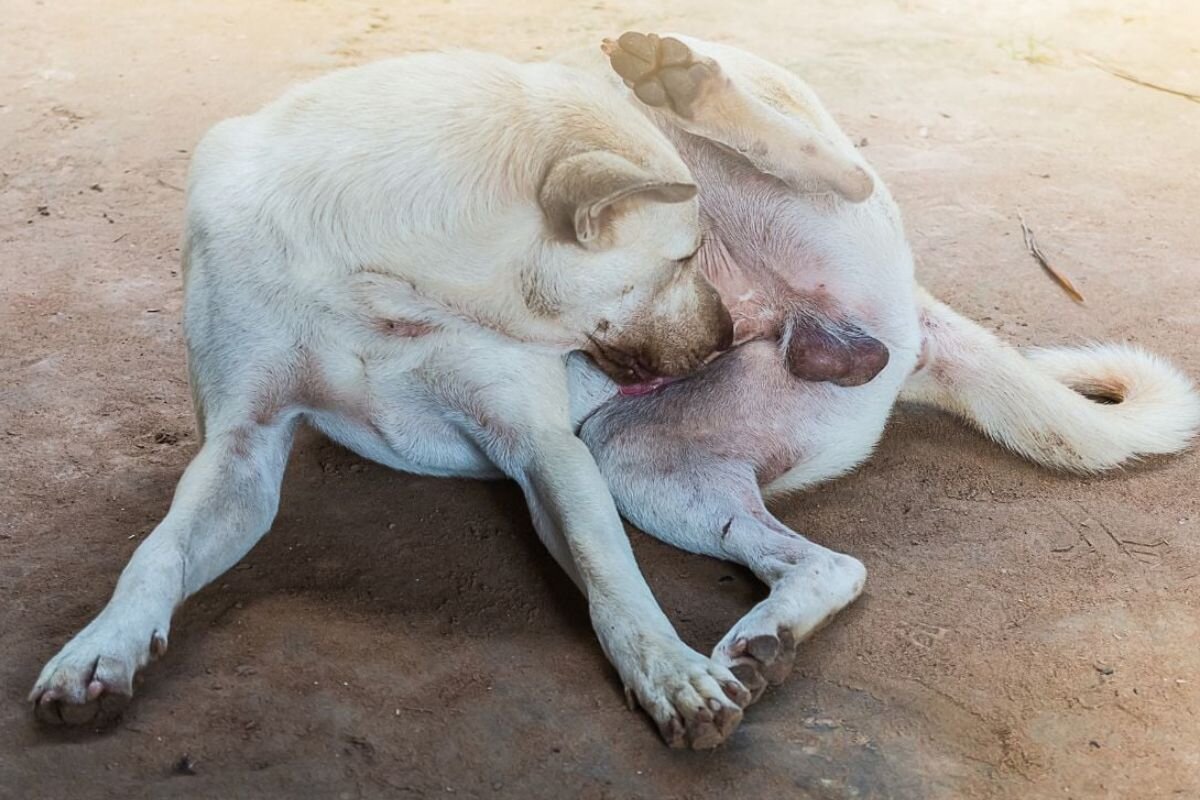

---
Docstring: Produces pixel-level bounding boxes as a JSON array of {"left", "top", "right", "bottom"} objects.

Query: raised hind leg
[{"left": 603, "top": 31, "right": 874, "bottom": 202}]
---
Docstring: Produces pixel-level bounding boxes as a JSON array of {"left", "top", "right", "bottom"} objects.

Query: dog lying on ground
[{"left": 31, "top": 32, "right": 1200, "bottom": 751}]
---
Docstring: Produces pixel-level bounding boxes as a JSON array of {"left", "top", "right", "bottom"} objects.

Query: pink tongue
[{"left": 618, "top": 375, "right": 680, "bottom": 397}]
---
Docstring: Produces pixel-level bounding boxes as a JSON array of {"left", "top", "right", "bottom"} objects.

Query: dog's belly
[
  {"left": 644, "top": 133, "right": 920, "bottom": 492},
  {"left": 305, "top": 405, "right": 501, "bottom": 480},
  {"left": 297, "top": 340, "right": 503, "bottom": 480},
  {"left": 586, "top": 331, "right": 915, "bottom": 489}
]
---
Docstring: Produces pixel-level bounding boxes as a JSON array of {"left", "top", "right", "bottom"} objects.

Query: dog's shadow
[{"left": 174, "top": 426, "right": 766, "bottom": 652}]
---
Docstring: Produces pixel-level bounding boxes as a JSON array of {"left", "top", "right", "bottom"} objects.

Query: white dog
[{"left": 32, "top": 33, "right": 1200, "bottom": 752}]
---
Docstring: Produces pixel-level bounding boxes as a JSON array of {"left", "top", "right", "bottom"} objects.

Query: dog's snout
[{"left": 588, "top": 269, "right": 736, "bottom": 385}]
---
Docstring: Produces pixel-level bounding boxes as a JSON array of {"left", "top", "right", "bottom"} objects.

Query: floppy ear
[{"left": 539, "top": 151, "right": 696, "bottom": 246}]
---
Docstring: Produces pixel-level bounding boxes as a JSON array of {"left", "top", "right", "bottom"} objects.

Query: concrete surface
[{"left": 2, "top": 1, "right": 1198, "bottom": 797}]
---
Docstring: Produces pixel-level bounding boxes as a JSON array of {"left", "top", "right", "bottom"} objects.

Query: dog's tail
[{"left": 899, "top": 287, "right": 1200, "bottom": 473}]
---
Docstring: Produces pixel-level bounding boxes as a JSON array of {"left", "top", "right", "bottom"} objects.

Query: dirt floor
[{"left": 3, "top": 1, "right": 1199, "bottom": 798}]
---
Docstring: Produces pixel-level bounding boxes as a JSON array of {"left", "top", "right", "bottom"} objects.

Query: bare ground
[{"left": 2, "top": 1, "right": 1199, "bottom": 798}]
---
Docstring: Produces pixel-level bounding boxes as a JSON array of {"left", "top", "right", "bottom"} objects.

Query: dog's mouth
[
  {"left": 617, "top": 375, "right": 681, "bottom": 396},
  {"left": 585, "top": 335, "right": 681, "bottom": 395}
]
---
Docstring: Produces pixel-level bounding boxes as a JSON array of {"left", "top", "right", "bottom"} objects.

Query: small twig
[
  {"left": 1080, "top": 53, "right": 1200, "bottom": 104},
  {"left": 1094, "top": 516, "right": 1127, "bottom": 556},
  {"left": 1018, "top": 213, "right": 1085, "bottom": 304},
  {"left": 155, "top": 177, "right": 185, "bottom": 192},
  {"left": 1120, "top": 537, "right": 1168, "bottom": 549}
]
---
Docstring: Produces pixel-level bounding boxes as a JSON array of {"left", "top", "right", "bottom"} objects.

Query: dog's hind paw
[
  {"left": 712, "top": 552, "right": 866, "bottom": 703},
  {"left": 602, "top": 32, "right": 722, "bottom": 119}
]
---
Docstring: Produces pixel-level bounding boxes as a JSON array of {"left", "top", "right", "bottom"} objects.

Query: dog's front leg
[
  {"left": 514, "top": 431, "right": 750, "bottom": 748},
  {"left": 449, "top": 356, "right": 749, "bottom": 748},
  {"left": 29, "top": 418, "right": 297, "bottom": 725}
]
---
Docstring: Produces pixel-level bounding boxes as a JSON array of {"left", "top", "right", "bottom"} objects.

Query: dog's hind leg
[
  {"left": 603, "top": 32, "right": 874, "bottom": 202},
  {"left": 709, "top": 509, "right": 865, "bottom": 700},
  {"left": 582, "top": 420, "right": 865, "bottom": 703}
]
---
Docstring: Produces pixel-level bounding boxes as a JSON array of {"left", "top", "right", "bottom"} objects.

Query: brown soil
[{"left": 3, "top": 1, "right": 1198, "bottom": 798}]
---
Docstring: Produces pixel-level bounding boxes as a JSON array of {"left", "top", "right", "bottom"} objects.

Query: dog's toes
[
  {"left": 616, "top": 31, "right": 658, "bottom": 64},
  {"left": 657, "top": 713, "right": 687, "bottom": 749},
  {"left": 611, "top": 49, "right": 656, "bottom": 85},
  {"left": 715, "top": 627, "right": 799, "bottom": 697},
  {"left": 709, "top": 697, "right": 742, "bottom": 739},
  {"left": 684, "top": 701, "right": 721, "bottom": 749},
  {"left": 623, "top": 637, "right": 748, "bottom": 749},
  {"left": 740, "top": 628, "right": 797, "bottom": 686},
  {"left": 762, "top": 629, "right": 798, "bottom": 686},
  {"left": 633, "top": 80, "right": 669, "bottom": 108},
  {"left": 30, "top": 624, "right": 167, "bottom": 728},
  {"left": 657, "top": 66, "right": 702, "bottom": 110},
  {"left": 720, "top": 676, "right": 752, "bottom": 708},
  {"left": 658, "top": 35, "right": 691, "bottom": 67},
  {"left": 604, "top": 31, "right": 721, "bottom": 118},
  {"left": 33, "top": 684, "right": 130, "bottom": 728},
  {"left": 728, "top": 660, "right": 768, "bottom": 705},
  {"left": 746, "top": 634, "right": 779, "bottom": 664}
]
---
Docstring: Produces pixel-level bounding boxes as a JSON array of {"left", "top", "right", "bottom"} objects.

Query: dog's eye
[{"left": 678, "top": 236, "right": 704, "bottom": 265}]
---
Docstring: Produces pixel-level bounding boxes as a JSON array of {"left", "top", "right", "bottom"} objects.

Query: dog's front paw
[
  {"left": 617, "top": 634, "right": 751, "bottom": 749},
  {"left": 29, "top": 616, "right": 168, "bottom": 726}
]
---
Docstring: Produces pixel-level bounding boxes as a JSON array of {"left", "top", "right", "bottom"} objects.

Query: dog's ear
[{"left": 539, "top": 151, "right": 696, "bottom": 247}]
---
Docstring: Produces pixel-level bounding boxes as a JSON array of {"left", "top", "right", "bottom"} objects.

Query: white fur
[
  {"left": 565, "top": 32, "right": 1200, "bottom": 714},
  {"left": 902, "top": 289, "right": 1200, "bottom": 472},
  {"left": 31, "top": 36, "right": 1200, "bottom": 751}
]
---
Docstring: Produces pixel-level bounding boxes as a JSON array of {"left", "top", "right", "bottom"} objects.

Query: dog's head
[{"left": 532, "top": 150, "right": 732, "bottom": 386}]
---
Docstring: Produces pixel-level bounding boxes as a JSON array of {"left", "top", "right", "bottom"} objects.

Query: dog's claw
[
  {"left": 729, "top": 661, "right": 768, "bottom": 704},
  {"left": 658, "top": 714, "right": 686, "bottom": 749}
]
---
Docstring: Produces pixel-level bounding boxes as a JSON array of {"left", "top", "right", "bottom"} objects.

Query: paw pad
[{"left": 604, "top": 32, "right": 717, "bottom": 117}]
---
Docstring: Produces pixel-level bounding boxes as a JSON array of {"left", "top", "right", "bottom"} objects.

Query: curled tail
[{"left": 900, "top": 288, "right": 1200, "bottom": 473}]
